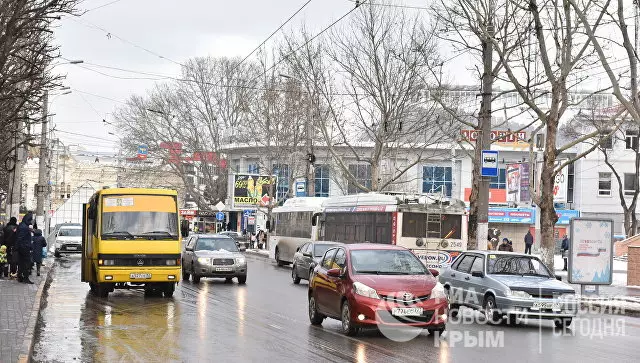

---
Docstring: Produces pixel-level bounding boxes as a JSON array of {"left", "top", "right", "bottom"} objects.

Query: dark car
[
  {"left": 439, "top": 251, "right": 577, "bottom": 327},
  {"left": 182, "top": 234, "right": 247, "bottom": 284},
  {"left": 291, "top": 241, "right": 341, "bottom": 284},
  {"left": 218, "top": 231, "right": 249, "bottom": 251},
  {"left": 308, "top": 244, "right": 448, "bottom": 336}
]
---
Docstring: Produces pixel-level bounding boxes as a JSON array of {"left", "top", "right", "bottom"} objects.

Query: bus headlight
[
  {"left": 99, "top": 259, "right": 115, "bottom": 266},
  {"left": 166, "top": 259, "right": 177, "bottom": 266}
]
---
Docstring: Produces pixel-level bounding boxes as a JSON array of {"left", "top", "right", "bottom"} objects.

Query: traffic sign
[
  {"left": 295, "top": 180, "right": 306, "bottom": 197},
  {"left": 215, "top": 201, "right": 225, "bottom": 211},
  {"left": 216, "top": 212, "right": 225, "bottom": 221},
  {"left": 481, "top": 150, "right": 499, "bottom": 177}
]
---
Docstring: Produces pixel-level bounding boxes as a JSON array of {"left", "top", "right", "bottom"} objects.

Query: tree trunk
[
  {"left": 467, "top": 150, "right": 482, "bottom": 250},
  {"left": 539, "top": 121, "right": 559, "bottom": 270},
  {"left": 623, "top": 209, "right": 632, "bottom": 238},
  {"left": 371, "top": 161, "right": 380, "bottom": 191}
]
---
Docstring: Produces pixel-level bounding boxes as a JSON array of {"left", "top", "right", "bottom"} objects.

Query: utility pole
[
  {"left": 7, "top": 118, "right": 25, "bottom": 219},
  {"left": 475, "top": 1, "right": 495, "bottom": 251},
  {"left": 35, "top": 90, "right": 49, "bottom": 229},
  {"left": 306, "top": 92, "right": 316, "bottom": 197}
]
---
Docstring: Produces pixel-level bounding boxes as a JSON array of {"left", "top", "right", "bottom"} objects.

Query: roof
[{"left": 97, "top": 188, "right": 178, "bottom": 196}]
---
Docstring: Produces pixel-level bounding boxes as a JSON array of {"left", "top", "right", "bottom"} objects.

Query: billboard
[
  {"left": 506, "top": 163, "right": 531, "bottom": 203},
  {"left": 568, "top": 218, "right": 613, "bottom": 285},
  {"left": 553, "top": 160, "right": 568, "bottom": 202},
  {"left": 232, "top": 174, "right": 277, "bottom": 209}
]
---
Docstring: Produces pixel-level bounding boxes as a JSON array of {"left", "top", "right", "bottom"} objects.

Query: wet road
[{"left": 33, "top": 255, "right": 640, "bottom": 363}]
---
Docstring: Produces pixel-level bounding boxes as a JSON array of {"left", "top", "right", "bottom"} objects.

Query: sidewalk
[
  {"left": 245, "top": 249, "right": 269, "bottom": 258},
  {"left": 0, "top": 264, "right": 52, "bottom": 363}
]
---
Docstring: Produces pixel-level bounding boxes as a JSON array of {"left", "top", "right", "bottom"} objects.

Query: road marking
[{"left": 268, "top": 324, "right": 283, "bottom": 330}]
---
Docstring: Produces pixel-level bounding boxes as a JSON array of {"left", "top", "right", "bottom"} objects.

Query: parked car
[
  {"left": 291, "top": 241, "right": 341, "bottom": 284},
  {"left": 48, "top": 223, "right": 81, "bottom": 247},
  {"left": 182, "top": 234, "right": 247, "bottom": 284},
  {"left": 218, "top": 231, "right": 249, "bottom": 251},
  {"left": 439, "top": 251, "right": 577, "bottom": 328},
  {"left": 54, "top": 225, "right": 83, "bottom": 258},
  {"left": 308, "top": 244, "right": 448, "bottom": 336}
]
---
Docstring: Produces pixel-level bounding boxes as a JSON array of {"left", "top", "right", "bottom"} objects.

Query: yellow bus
[{"left": 81, "top": 188, "right": 182, "bottom": 298}]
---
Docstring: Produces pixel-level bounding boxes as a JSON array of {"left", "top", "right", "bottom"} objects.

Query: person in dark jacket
[
  {"left": 2, "top": 217, "right": 18, "bottom": 277},
  {"left": 561, "top": 235, "right": 570, "bottom": 271},
  {"left": 524, "top": 230, "right": 534, "bottom": 254},
  {"left": 31, "top": 229, "right": 47, "bottom": 276},
  {"left": 16, "top": 213, "right": 34, "bottom": 284},
  {"left": 498, "top": 238, "right": 514, "bottom": 252}
]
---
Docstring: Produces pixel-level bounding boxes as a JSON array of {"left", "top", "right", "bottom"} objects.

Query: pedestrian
[
  {"left": 524, "top": 230, "right": 534, "bottom": 255},
  {"left": 498, "top": 238, "right": 514, "bottom": 252},
  {"left": 16, "top": 212, "right": 35, "bottom": 284},
  {"left": 0, "top": 245, "right": 7, "bottom": 279},
  {"left": 561, "top": 235, "right": 570, "bottom": 271},
  {"left": 2, "top": 217, "right": 18, "bottom": 277},
  {"left": 31, "top": 229, "right": 47, "bottom": 276}
]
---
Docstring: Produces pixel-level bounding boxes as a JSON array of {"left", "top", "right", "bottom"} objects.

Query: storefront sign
[
  {"left": 413, "top": 250, "right": 462, "bottom": 270},
  {"left": 487, "top": 207, "right": 535, "bottom": 224},
  {"left": 464, "top": 188, "right": 506, "bottom": 203},
  {"left": 569, "top": 218, "right": 613, "bottom": 285},
  {"left": 556, "top": 209, "right": 579, "bottom": 225},
  {"left": 232, "top": 174, "right": 277, "bottom": 208},
  {"left": 179, "top": 209, "right": 197, "bottom": 216},
  {"left": 461, "top": 130, "right": 527, "bottom": 143}
]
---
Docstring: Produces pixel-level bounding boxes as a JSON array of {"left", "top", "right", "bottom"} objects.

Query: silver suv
[{"left": 182, "top": 234, "right": 247, "bottom": 284}]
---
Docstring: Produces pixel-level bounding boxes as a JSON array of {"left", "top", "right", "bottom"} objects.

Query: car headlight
[
  {"left": 508, "top": 290, "right": 532, "bottom": 299},
  {"left": 166, "top": 259, "right": 177, "bottom": 266},
  {"left": 353, "top": 282, "right": 380, "bottom": 299},
  {"left": 235, "top": 257, "right": 246, "bottom": 265},
  {"left": 430, "top": 282, "right": 447, "bottom": 300},
  {"left": 197, "top": 257, "right": 211, "bottom": 264}
]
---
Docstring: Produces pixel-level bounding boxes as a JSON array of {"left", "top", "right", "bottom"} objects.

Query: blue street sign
[
  {"left": 137, "top": 145, "right": 148, "bottom": 155},
  {"left": 216, "top": 212, "right": 225, "bottom": 221},
  {"left": 243, "top": 210, "right": 253, "bottom": 217},
  {"left": 295, "top": 180, "right": 306, "bottom": 197},
  {"left": 481, "top": 150, "right": 499, "bottom": 177}
]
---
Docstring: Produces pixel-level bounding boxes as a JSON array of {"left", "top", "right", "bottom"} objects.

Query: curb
[
  {"left": 580, "top": 300, "right": 640, "bottom": 318},
  {"left": 245, "top": 250, "right": 269, "bottom": 259},
  {"left": 16, "top": 264, "right": 54, "bottom": 363}
]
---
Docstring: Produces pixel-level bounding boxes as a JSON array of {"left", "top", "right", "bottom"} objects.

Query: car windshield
[
  {"left": 58, "top": 228, "right": 82, "bottom": 237},
  {"left": 350, "top": 249, "right": 428, "bottom": 275},
  {"left": 195, "top": 238, "right": 239, "bottom": 252},
  {"left": 487, "top": 255, "right": 552, "bottom": 277},
  {"left": 101, "top": 211, "right": 178, "bottom": 240},
  {"left": 313, "top": 244, "right": 333, "bottom": 257}
]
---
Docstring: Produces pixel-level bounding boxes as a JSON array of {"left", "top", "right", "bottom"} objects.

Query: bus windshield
[{"left": 101, "top": 211, "right": 179, "bottom": 240}]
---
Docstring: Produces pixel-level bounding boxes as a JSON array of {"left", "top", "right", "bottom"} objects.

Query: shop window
[{"left": 598, "top": 172, "right": 612, "bottom": 196}]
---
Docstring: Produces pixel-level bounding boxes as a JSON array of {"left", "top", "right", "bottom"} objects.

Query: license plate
[
  {"left": 391, "top": 307, "right": 423, "bottom": 316},
  {"left": 532, "top": 302, "right": 561, "bottom": 310},
  {"left": 130, "top": 273, "right": 152, "bottom": 279},
  {"left": 216, "top": 267, "right": 233, "bottom": 272},
  {"left": 66, "top": 246, "right": 77, "bottom": 250}
]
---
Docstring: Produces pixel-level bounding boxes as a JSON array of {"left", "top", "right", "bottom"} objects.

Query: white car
[{"left": 54, "top": 225, "right": 82, "bottom": 258}]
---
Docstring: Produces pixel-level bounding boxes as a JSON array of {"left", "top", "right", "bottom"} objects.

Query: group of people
[
  {"left": 250, "top": 229, "right": 267, "bottom": 249},
  {"left": 487, "top": 230, "right": 535, "bottom": 253},
  {"left": 0, "top": 212, "right": 47, "bottom": 284}
]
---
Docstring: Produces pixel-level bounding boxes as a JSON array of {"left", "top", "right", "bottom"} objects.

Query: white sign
[
  {"left": 568, "top": 218, "right": 613, "bottom": 285},
  {"left": 412, "top": 250, "right": 462, "bottom": 271},
  {"left": 104, "top": 197, "right": 134, "bottom": 207},
  {"left": 553, "top": 160, "right": 568, "bottom": 203},
  {"left": 215, "top": 201, "right": 225, "bottom": 212}
]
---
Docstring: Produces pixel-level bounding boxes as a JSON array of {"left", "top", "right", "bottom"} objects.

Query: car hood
[
  {"left": 352, "top": 274, "right": 437, "bottom": 295},
  {"left": 490, "top": 275, "right": 575, "bottom": 293},
  {"left": 194, "top": 250, "right": 242, "bottom": 259},
  {"left": 56, "top": 237, "right": 81, "bottom": 243}
]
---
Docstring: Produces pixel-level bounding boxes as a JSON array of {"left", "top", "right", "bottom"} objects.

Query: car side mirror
[
  {"left": 429, "top": 268, "right": 440, "bottom": 277},
  {"left": 303, "top": 252, "right": 312, "bottom": 258},
  {"left": 471, "top": 271, "right": 485, "bottom": 278},
  {"left": 327, "top": 268, "right": 342, "bottom": 277},
  {"left": 555, "top": 275, "right": 562, "bottom": 281}
]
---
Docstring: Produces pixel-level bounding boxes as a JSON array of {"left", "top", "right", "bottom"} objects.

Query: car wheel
[
  {"left": 340, "top": 301, "right": 359, "bottom": 336},
  {"left": 225, "top": 277, "right": 233, "bottom": 283},
  {"left": 554, "top": 318, "right": 572, "bottom": 328},
  {"left": 428, "top": 327, "right": 445, "bottom": 336},
  {"left": 445, "top": 287, "right": 460, "bottom": 317},
  {"left": 483, "top": 295, "right": 502, "bottom": 324},
  {"left": 292, "top": 264, "right": 301, "bottom": 284},
  {"left": 237, "top": 276, "right": 247, "bottom": 284},
  {"left": 275, "top": 248, "right": 285, "bottom": 267},
  {"left": 192, "top": 273, "right": 201, "bottom": 284},
  {"left": 308, "top": 295, "right": 325, "bottom": 325}
]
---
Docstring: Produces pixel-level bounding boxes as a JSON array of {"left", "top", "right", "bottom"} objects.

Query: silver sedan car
[
  {"left": 439, "top": 251, "right": 577, "bottom": 328},
  {"left": 182, "top": 234, "right": 247, "bottom": 284}
]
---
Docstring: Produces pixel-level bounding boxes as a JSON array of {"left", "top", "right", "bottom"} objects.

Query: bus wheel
[
  {"left": 163, "top": 283, "right": 175, "bottom": 298},
  {"left": 275, "top": 248, "right": 284, "bottom": 267},
  {"left": 97, "top": 284, "right": 110, "bottom": 298}
]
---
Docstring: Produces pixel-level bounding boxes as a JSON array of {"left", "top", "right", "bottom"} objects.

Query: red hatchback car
[{"left": 308, "top": 244, "right": 448, "bottom": 336}]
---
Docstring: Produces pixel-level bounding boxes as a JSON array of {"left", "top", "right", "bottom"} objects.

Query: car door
[
  {"left": 326, "top": 248, "right": 348, "bottom": 316},
  {"left": 185, "top": 237, "right": 197, "bottom": 271},
  {"left": 466, "top": 255, "right": 486, "bottom": 309},
  {"left": 314, "top": 248, "right": 338, "bottom": 315},
  {"left": 447, "top": 254, "right": 475, "bottom": 306},
  {"left": 301, "top": 243, "right": 315, "bottom": 276},
  {"left": 294, "top": 243, "right": 309, "bottom": 275}
]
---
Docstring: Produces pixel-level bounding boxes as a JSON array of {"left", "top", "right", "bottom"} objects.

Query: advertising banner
[
  {"left": 568, "top": 218, "right": 613, "bottom": 285},
  {"left": 506, "top": 163, "right": 531, "bottom": 204},
  {"left": 556, "top": 209, "right": 580, "bottom": 225},
  {"left": 553, "top": 160, "right": 568, "bottom": 203},
  {"left": 488, "top": 207, "right": 535, "bottom": 224},
  {"left": 413, "top": 250, "right": 462, "bottom": 270},
  {"left": 232, "top": 174, "right": 277, "bottom": 209}
]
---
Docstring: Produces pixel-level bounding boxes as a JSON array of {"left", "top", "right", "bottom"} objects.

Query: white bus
[
  {"left": 318, "top": 193, "right": 468, "bottom": 270},
  {"left": 268, "top": 193, "right": 468, "bottom": 270},
  {"left": 268, "top": 197, "right": 326, "bottom": 266}
]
